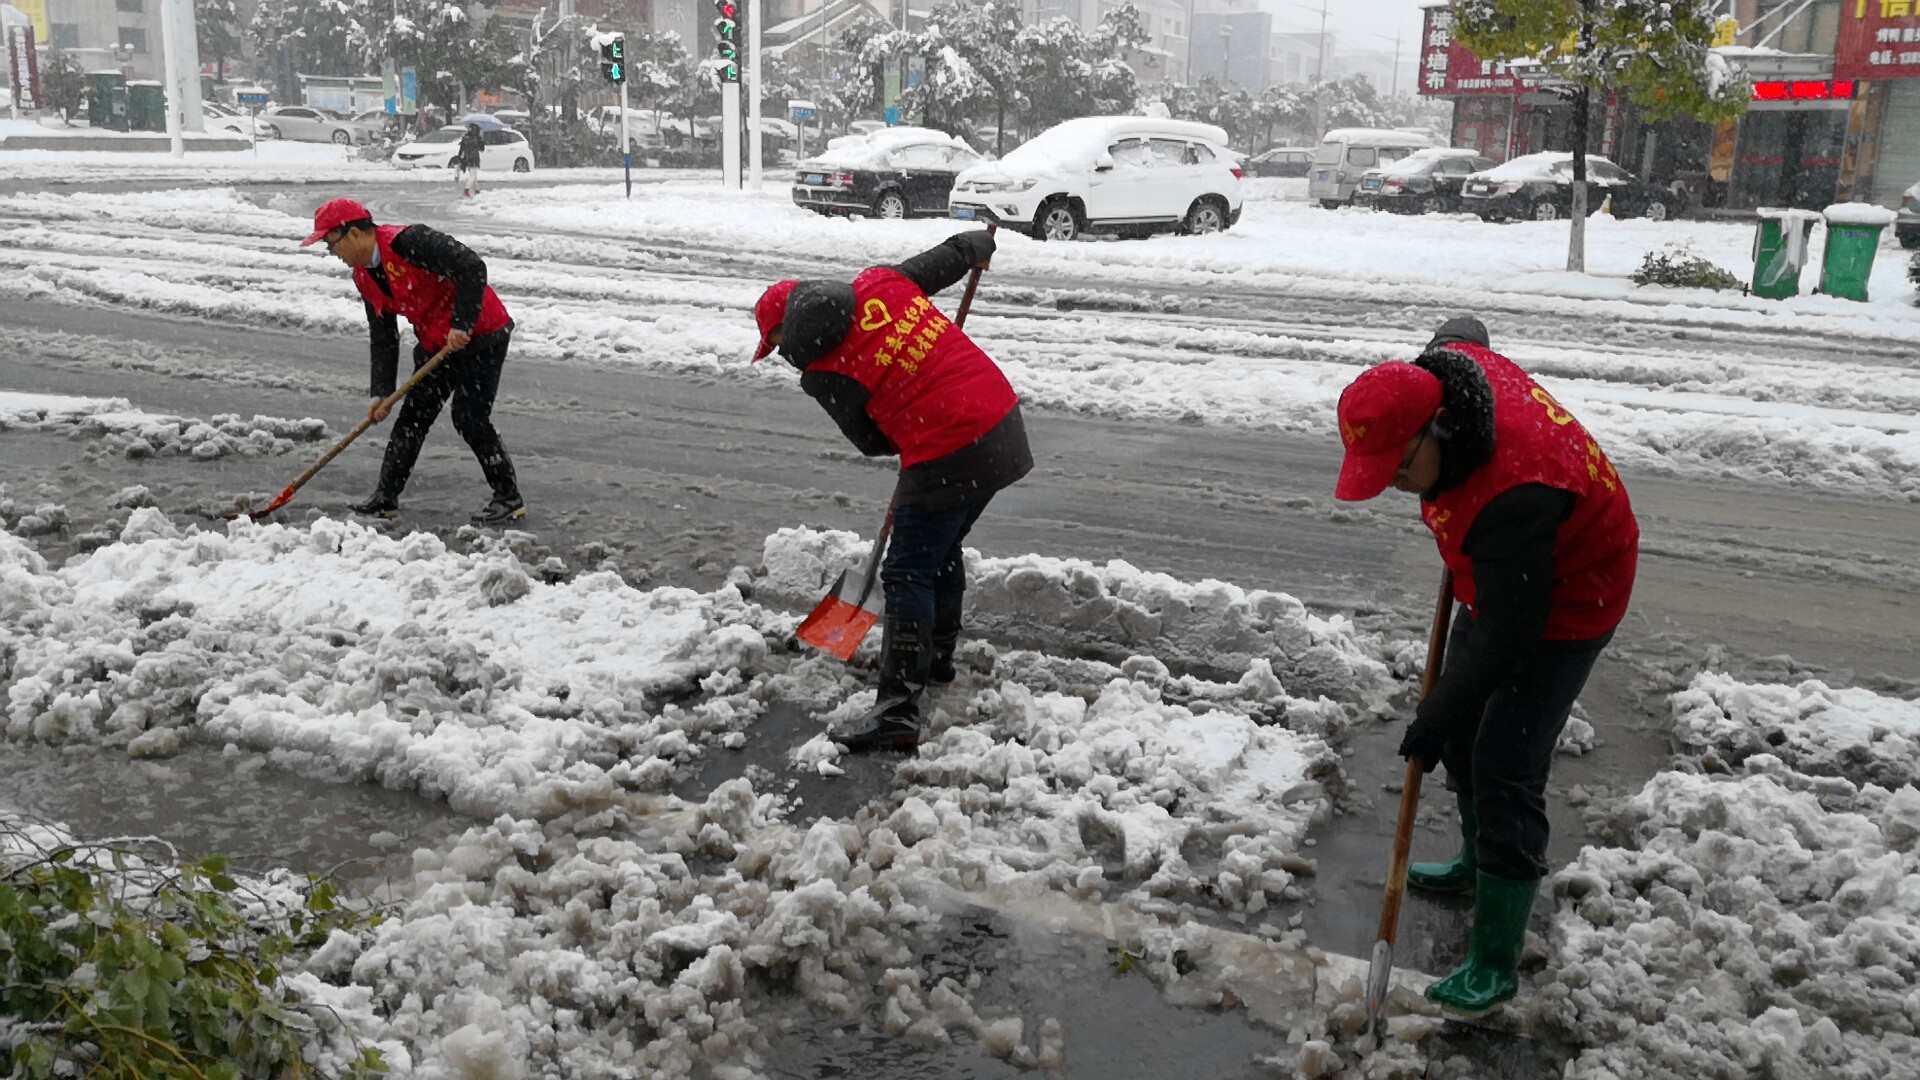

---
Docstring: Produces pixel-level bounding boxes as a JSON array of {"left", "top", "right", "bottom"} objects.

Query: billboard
[
  {"left": 1417, "top": 7, "right": 1551, "bottom": 97},
  {"left": 7, "top": 22, "right": 37, "bottom": 110},
  {"left": 1835, "top": 3, "right": 1920, "bottom": 81}
]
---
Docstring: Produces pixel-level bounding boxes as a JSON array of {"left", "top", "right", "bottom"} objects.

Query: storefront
[
  {"left": 1416, "top": 3, "right": 1568, "bottom": 162},
  {"left": 1833, "top": 4, "right": 1920, "bottom": 205},
  {"left": 1716, "top": 49, "right": 1853, "bottom": 209}
]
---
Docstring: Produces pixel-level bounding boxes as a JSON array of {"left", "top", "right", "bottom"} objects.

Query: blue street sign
[
  {"left": 236, "top": 91, "right": 269, "bottom": 105},
  {"left": 792, "top": 107, "right": 815, "bottom": 120}
]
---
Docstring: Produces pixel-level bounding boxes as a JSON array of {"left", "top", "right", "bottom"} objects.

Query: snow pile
[
  {"left": 0, "top": 392, "right": 329, "bottom": 461},
  {"left": 1671, "top": 672, "right": 1920, "bottom": 789},
  {"left": 1534, "top": 676, "right": 1920, "bottom": 1079},
  {"left": 0, "top": 517, "right": 788, "bottom": 819},
  {"left": 757, "top": 525, "right": 1391, "bottom": 703}
]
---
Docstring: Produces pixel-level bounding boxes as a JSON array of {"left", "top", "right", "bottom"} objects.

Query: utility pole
[{"left": 749, "top": 0, "right": 762, "bottom": 190}]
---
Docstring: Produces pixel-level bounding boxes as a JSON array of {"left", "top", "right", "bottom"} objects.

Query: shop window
[
  {"left": 118, "top": 27, "right": 146, "bottom": 53},
  {"left": 50, "top": 23, "right": 79, "bottom": 47},
  {"left": 115, "top": 0, "right": 143, "bottom": 10}
]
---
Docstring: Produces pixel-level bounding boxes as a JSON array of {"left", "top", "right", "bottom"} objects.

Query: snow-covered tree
[
  {"left": 367, "top": 0, "right": 517, "bottom": 112},
  {"left": 1449, "top": 0, "right": 1748, "bottom": 271},
  {"left": 1321, "top": 73, "right": 1391, "bottom": 130},
  {"left": 195, "top": 0, "right": 242, "bottom": 83},
  {"left": 39, "top": 43, "right": 86, "bottom": 125},
  {"left": 247, "top": 0, "right": 370, "bottom": 101}
]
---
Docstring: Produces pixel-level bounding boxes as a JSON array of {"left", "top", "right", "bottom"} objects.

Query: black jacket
[
  {"left": 457, "top": 128, "right": 484, "bottom": 168},
  {"left": 1412, "top": 342, "right": 1577, "bottom": 733},
  {"left": 778, "top": 232, "right": 1032, "bottom": 509},
  {"left": 362, "top": 224, "right": 497, "bottom": 397}
]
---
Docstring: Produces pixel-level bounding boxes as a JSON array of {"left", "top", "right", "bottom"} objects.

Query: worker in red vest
[
  {"left": 753, "top": 230, "right": 1031, "bottom": 753},
  {"left": 1334, "top": 316, "right": 1639, "bottom": 1015},
  {"left": 301, "top": 198, "right": 524, "bottom": 525}
]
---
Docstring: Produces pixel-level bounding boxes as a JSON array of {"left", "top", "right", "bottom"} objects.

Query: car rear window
[
  {"left": 1190, "top": 144, "right": 1216, "bottom": 163},
  {"left": 1314, "top": 142, "right": 1342, "bottom": 164}
]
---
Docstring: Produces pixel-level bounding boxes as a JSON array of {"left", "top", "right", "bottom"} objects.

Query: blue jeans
[
  {"left": 880, "top": 498, "right": 991, "bottom": 622},
  {"left": 1438, "top": 611, "right": 1612, "bottom": 881}
]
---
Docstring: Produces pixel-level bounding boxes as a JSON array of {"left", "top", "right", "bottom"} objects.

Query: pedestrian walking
[
  {"left": 753, "top": 229, "right": 1032, "bottom": 752},
  {"left": 1333, "top": 316, "right": 1639, "bottom": 1013},
  {"left": 457, "top": 122, "right": 484, "bottom": 197},
  {"left": 300, "top": 197, "right": 525, "bottom": 525}
]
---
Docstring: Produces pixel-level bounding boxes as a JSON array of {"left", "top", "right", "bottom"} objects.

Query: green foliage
[
  {"left": 0, "top": 833, "right": 388, "bottom": 1080},
  {"left": 194, "top": 0, "right": 243, "bottom": 77},
  {"left": 1631, "top": 244, "right": 1744, "bottom": 291},
  {"left": 246, "top": 0, "right": 370, "bottom": 100},
  {"left": 1448, "top": 0, "right": 1747, "bottom": 123}
]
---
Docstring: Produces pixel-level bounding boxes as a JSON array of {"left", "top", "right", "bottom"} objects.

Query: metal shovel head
[
  {"left": 1365, "top": 937, "right": 1393, "bottom": 1034},
  {"left": 795, "top": 568, "right": 884, "bottom": 661}
]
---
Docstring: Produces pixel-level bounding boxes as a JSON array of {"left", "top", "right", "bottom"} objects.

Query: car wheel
[
  {"left": 1899, "top": 226, "right": 1920, "bottom": 250},
  {"left": 331, "top": 130, "right": 351, "bottom": 145},
  {"left": 448, "top": 157, "right": 461, "bottom": 170},
  {"left": 872, "top": 190, "right": 907, "bottom": 219},
  {"left": 268, "top": 125, "right": 282, "bottom": 140},
  {"left": 1418, "top": 194, "right": 1444, "bottom": 215},
  {"left": 1644, "top": 199, "right": 1669, "bottom": 222},
  {"left": 1183, "top": 197, "right": 1227, "bottom": 235},
  {"left": 1532, "top": 200, "right": 1562, "bottom": 221},
  {"left": 1319, "top": 200, "right": 1343, "bottom": 210},
  {"left": 512, "top": 158, "right": 531, "bottom": 173},
  {"left": 1032, "top": 199, "right": 1079, "bottom": 242}
]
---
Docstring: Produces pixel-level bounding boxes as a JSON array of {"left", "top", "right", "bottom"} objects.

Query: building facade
[{"left": 41, "top": 0, "right": 166, "bottom": 80}]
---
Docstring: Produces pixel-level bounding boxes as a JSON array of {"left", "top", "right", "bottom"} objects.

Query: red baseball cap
[
  {"left": 1334, "top": 362, "right": 1443, "bottom": 501},
  {"left": 752, "top": 280, "right": 798, "bottom": 361},
  {"left": 300, "top": 198, "right": 373, "bottom": 246}
]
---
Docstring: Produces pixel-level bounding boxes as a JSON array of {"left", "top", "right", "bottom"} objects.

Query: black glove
[
  {"left": 1397, "top": 708, "right": 1447, "bottom": 774},
  {"left": 949, "top": 229, "right": 996, "bottom": 267}
]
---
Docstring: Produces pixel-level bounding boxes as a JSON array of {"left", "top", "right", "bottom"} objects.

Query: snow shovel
[
  {"left": 1366, "top": 569, "right": 1456, "bottom": 1038},
  {"left": 793, "top": 227, "right": 995, "bottom": 659},
  {"left": 225, "top": 342, "right": 457, "bottom": 521}
]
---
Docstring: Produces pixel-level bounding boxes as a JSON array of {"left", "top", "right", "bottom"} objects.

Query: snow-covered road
[{"left": 3, "top": 172, "right": 1919, "bottom": 1080}]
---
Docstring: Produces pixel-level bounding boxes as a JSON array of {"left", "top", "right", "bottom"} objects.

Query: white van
[
  {"left": 1309, "top": 128, "right": 1435, "bottom": 207},
  {"left": 948, "top": 115, "right": 1244, "bottom": 241}
]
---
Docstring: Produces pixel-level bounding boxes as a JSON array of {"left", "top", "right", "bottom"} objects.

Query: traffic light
[
  {"left": 600, "top": 34, "right": 625, "bottom": 84},
  {"left": 714, "top": 0, "right": 740, "bottom": 83}
]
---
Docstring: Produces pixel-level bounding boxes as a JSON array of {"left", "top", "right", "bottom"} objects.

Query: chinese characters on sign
[
  {"left": 7, "top": 24, "right": 39, "bottom": 112},
  {"left": 872, "top": 295, "right": 950, "bottom": 377},
  {"left": 1416, "top": 8, "right": 1548, "bottom": 96},
  {"left": 1835, "top": 3, "right": 1920, "bottom": 80}
]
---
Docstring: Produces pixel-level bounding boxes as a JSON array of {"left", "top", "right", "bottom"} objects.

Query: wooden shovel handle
[
  {"left": 952, "top": 223, "right": 996, "bottom": 326},
  {"left": 1375, "top": 571, "right": 1457, "bottom": 943},
  {"left": 249, "top": 342, "right": 458, "bottom": 517}
]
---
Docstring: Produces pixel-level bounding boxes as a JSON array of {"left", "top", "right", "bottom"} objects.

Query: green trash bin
[
  {"left": 126, "top": 81, "right": 166, "bottom": 132},
  {"left": 86, "top": 70, "right": 128, "bottom": 131},
  {"left": 1817, "top": 203, "right": 1898, "bottom": 302},
  {"left": 1751, "top": 208, "right": 1820, "bottom": 299}
]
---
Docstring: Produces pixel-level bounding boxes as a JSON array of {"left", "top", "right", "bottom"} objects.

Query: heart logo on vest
[{"left": 858, "top": 298, "right": 892, "bottom": 332}]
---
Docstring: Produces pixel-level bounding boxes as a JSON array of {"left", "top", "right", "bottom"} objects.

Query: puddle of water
[{"left": 0, "top": 740, "right": 471, "bottom": 888}]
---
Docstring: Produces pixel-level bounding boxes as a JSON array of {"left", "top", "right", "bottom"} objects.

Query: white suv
[{"left": 948, "top": 116, "right": 1244, "bottom": 241}]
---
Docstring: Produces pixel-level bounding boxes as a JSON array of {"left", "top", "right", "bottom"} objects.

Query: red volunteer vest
[
  {"left": 1422, "top": 343, "right": 1639, "bottom": 640},
  {"left": 808, "top": 268, "right": 1019, "bottom": 468},
  {"left": 353, "top": 224, "right": 511, "bottom": 354}
]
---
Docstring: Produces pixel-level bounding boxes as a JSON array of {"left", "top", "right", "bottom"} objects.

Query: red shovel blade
[
  {"left": 223, "top": 484, "right": 296, "bottom": 521},
  {"left": 795, "top": 569, "right": 884, "bottom": 661}
]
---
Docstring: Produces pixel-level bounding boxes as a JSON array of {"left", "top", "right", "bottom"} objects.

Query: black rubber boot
[
  {"left": 348, "top": 493, "right": 400, "bottom": 518},
  {"left": 835, "top": 616, "right": 933, "bottom": 753},
  {"left": 929, "top": 591, "right": 965, "bottom": 684},
  {"left": 471, "top": 495, "right": 526, "bottom": 526}
]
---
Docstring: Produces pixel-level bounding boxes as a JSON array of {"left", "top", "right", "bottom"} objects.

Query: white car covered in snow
[
  {"left": 948, "top": 116, "right": 1244, "bottom": 242},
  {"left": 391, "top": 125, "right": 535, "bottom": 172}
]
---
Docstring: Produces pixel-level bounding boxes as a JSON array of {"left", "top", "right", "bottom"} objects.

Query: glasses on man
[
  {"left": 322, "top": 228, "right": 346, "bottom": 250},
  {"left": 1396, "top": 425, "right": 1431, "bottom": 480}
]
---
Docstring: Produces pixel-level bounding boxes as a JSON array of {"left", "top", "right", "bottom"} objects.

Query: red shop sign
[
  {"left": 1835, "top": 3, "right": 1920, "bottom": 81},
  {"left": 1416, "top": 7, "right": 1551, "bottom": 96}
]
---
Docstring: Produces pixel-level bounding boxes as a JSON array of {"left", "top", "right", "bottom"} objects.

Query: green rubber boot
[
  {"left": 1407, "top": 790, "right": 1478, "bottom": 894},
  {"left": 1425, "top": 871, "right": 1539, "bottom": 1014}
]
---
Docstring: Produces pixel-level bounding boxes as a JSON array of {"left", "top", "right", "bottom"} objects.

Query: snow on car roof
[
  {"left": 1474, "top": 151, "right": 1620, "bottom": 181},
  {"left": 999, "top": 116, "right": 1230, "bottom": 170},
  {"left": 1319, "top": 128, "right": 1433, "bottom": 147},
  {"left": 804, "top": 127, "right": 971, "bottom": 168}
]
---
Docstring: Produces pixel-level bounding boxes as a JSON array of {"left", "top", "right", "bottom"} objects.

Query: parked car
[
  {"left": 391, "top": 124, "right": 535, "bottom": 172},
  {"left": 256, "top": 105, "right": 368, "bottom": 144},
  {"left": 792, "top": 128, "right": 985, "bottom": 219},
  {"left": 1460, "top": 152, "right": 1681, "bottom": 222},
  {"left": 1309, "top": 128, "right": 1434, "bottom": 207},
  {"left": 1355, "top": 149, "right": 1497, "bottom": 213},
  {"left": 202, "top": 104, "right": 264, "bottom": 138},
  {"left": 847, "top": 119, "right": 889, "bottom": 138},
  {"left": 948, "top": 115, "right": 1244, "bottom": 242},
  {"left": 1897, "top": 180, "right": 1920, "bottom": 248},
  {"left": 1247, "top": 146, "right": 1314, "bottom": 178}
]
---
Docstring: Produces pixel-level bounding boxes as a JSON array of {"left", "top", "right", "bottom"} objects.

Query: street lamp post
[
  {"left": 1220, "top": 23, "right": 1233, "bottom": 87},
  {"left": 1372, "top": 31, "right": 1402, "bottom": 98}
]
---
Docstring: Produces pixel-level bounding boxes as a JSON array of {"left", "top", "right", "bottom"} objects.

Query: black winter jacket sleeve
[
  {"left": 389, "top": 224, "right": 489, "bottom": 334},
  {"left": 1415, "top": 483, "right": 1575, "bottom": 733},
  {"left": 365, "top": 300, "right": 402, "bottom": 398},
  {"left": 892, "top": 231, "right": 996, "bottom": 297}
]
